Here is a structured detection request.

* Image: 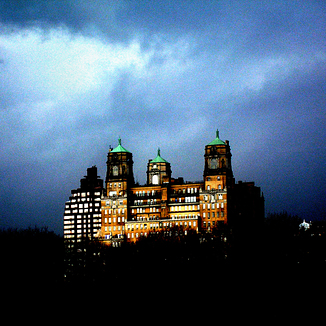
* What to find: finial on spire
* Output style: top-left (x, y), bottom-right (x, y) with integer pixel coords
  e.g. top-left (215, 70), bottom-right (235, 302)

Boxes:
top-left (118, 137), bottom-right (121, 145)
top-left (158, 147), bottom-right (161, 156)
top-left (216, 129), bottom-right (219, 138)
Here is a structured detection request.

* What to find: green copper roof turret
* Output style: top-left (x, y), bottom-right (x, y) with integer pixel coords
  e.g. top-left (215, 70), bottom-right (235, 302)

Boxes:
top-left (111, 137), bottom-right (131, 153)
top-left (207, 129), bottom-right (225, 146)
top-left (150, 148), bottom-right (169, 163)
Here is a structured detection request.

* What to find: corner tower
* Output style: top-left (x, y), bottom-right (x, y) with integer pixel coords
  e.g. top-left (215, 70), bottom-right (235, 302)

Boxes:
top-left (147, 148), bottom-right (171, 185)
top-left (106, 137), bottom-right (134, 196)
top-left (204, 129), bottom-right (233, 191)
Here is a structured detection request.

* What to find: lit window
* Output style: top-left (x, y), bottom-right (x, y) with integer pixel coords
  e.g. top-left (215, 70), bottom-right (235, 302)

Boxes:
top-left (152, 174), bottom-right (159, 185)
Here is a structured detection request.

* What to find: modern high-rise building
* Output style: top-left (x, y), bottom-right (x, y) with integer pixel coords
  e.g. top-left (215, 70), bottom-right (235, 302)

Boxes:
top-left (63, 166), bottom-right (103, 245)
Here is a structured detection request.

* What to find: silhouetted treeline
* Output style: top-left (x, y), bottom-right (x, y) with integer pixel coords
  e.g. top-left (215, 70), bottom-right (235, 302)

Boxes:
top-left (2, 212), bottom-right (326, 287)
top-left (0, 227), bottom-right (63, 287)
top-left (64, 213), bottom-right (326, 285)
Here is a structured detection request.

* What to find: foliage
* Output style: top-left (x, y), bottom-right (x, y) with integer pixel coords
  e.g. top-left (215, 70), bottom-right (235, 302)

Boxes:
top-left (2, 212), bottom-right (326, 287)
top-left (0, 226), bottom-right (63, 287)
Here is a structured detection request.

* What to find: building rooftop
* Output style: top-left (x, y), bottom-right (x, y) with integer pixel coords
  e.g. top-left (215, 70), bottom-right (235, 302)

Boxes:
top-left (150, 148), bottom-right (169, 163)
top-left (207, 129), bottom-right (225, 146)
top-left (111, 137), bottom-right (131, 153)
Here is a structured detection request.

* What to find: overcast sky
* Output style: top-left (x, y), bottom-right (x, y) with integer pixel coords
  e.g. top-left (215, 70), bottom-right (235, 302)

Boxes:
top-left (1, 0), bottom-right (325, 234)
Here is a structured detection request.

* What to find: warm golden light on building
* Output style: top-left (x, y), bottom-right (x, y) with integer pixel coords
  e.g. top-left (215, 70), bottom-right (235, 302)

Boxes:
top-left (97, 129), bottom-right (264, 246)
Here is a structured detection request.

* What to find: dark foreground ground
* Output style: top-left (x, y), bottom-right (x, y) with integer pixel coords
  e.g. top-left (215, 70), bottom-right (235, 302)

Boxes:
top-left (1, 214), bottom-right (326, 294)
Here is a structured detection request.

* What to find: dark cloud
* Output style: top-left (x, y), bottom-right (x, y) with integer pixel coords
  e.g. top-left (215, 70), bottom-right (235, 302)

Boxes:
top-left (0, 1), bottom-right (325, 234)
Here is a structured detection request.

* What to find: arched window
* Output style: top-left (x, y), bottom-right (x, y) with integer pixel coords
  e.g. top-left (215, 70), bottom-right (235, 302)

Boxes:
top-left (113, 166), bottom-right (118, 176)
top-left (152, 174), bottom-right (159, 185)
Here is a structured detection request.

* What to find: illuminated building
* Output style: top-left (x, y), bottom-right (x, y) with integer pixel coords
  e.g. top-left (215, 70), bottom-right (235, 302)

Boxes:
top-left (100, 130), bottom-right (264, 246)
top-left (63, 166), bottom-right (103, 246)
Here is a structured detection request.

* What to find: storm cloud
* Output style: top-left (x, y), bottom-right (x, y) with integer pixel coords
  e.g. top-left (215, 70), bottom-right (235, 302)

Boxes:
top-left (1, 1), bottom-right (325, 233)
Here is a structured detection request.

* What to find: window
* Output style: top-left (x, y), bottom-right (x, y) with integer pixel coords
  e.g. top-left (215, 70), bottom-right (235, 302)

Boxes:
top-left (152, 174), bottom-right (159, 185)
top-left (210, 158), bottom-right (218, 169)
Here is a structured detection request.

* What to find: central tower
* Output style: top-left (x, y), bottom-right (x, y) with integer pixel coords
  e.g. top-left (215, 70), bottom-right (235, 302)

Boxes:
top-left (147, 148), bottom-right (171, 185)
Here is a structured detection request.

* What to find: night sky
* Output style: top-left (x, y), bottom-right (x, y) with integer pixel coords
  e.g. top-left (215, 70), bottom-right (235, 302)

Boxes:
top-left (1, 1), bottom-right (325, 235)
